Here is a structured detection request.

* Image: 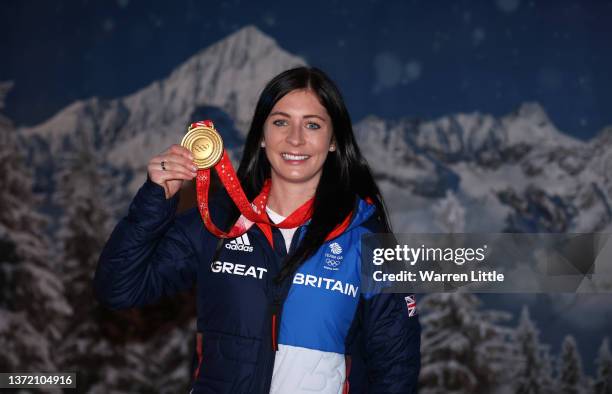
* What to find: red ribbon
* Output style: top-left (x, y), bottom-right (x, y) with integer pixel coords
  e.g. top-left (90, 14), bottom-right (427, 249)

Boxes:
top-left (192, 120), bottom-right (354, 247)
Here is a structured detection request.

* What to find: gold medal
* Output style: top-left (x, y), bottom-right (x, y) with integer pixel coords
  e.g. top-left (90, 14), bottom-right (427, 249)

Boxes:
top-left (181, 124), bottom-right (224, 169)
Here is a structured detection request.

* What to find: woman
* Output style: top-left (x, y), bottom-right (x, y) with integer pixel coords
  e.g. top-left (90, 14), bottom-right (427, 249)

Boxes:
top-left (95, 67), bottom-right (420, 393)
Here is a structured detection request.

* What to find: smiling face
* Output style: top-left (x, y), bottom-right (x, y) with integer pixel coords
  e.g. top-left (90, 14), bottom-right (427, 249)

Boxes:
top-left (262, 89), bottom-right (335, 190)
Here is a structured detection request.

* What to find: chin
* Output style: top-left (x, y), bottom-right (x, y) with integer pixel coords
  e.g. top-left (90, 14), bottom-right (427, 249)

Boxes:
top-left (276, 171), bottom-right (320, 185)
top-left (283, 175), bottom-right (316, 184)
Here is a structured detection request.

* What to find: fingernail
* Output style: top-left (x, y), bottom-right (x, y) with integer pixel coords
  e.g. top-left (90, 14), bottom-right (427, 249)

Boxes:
top-left (192, 166), bottom-right (198, 171)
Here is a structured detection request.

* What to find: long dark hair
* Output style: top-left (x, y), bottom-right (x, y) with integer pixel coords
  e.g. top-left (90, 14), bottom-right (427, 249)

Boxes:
top-left (231, 66), bottom-right (391, 282)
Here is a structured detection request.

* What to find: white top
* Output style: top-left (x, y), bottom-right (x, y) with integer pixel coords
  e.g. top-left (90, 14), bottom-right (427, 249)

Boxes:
top-left (266, 206), bottom-right (298, 253)
top-left (270, 344), bottom-right (345, 394)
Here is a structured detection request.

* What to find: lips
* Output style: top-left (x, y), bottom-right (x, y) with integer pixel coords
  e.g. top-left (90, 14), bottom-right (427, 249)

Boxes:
top-left (281, 153), bottom-right (310, 161)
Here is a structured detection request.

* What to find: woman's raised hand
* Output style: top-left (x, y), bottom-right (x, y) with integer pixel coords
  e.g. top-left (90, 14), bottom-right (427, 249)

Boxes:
top-left (147, 144), bottom-right (197, 199)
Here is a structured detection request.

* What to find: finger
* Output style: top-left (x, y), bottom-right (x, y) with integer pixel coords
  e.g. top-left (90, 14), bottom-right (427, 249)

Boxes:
top-left (151, 169), bottom-right (196, 182)
top-left (168, 144), bottom-right (194, 160)
top-left (158, 146), bottom-right (192, 163)
top-left (159, 155), bottom-right (198, 173)
top-left (155, 160), bottom-right (197, 176)
top-left (149, 155), bottom-right (163, 166)
top-left (148, 161), bottom-right (196, 179)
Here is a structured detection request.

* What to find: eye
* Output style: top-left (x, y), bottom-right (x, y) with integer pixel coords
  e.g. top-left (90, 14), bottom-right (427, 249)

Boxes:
top-left (272, 119), bottom-right (288, 127)
top-left (305, 122), bottom-right (321, 130)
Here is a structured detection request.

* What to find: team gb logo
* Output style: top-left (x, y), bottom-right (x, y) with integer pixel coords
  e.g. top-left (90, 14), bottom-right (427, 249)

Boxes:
top-left (325, 242), bottom-right (344, 271)
top-left (329, 242), bottom-right (343, 255)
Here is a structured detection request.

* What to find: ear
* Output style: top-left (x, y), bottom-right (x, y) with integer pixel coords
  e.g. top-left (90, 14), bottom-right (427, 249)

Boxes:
top-left (328, 134), bottom-right (337, 151)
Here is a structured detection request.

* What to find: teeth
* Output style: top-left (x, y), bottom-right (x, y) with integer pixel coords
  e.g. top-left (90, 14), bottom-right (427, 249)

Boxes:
top-left (282, 153), bottom-right (310, 161)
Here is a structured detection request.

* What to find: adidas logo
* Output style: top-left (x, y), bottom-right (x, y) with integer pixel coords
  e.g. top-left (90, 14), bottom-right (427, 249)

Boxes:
top-left (225, 233), bottom-right (254, 253)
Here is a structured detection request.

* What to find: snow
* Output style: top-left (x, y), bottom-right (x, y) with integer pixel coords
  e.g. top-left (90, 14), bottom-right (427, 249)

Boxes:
top-left (372, 52), bottom-right (404, 93)
top-left (419, 293), bottom-right (514, 392)
top-left (403, 60), bottom-right (422, 84)
top-left (473, 27), bottom-right (486, 46)
top-left (496, 0), bottom-right (521, 14)
top-left (432, 190), bottom-right (466, 233)
top-left (0, 106), bottom-right (72, 376)
top-left (594, 338), bottom-right (612, 392)
top-left (558, 335), bottom-right (587, 393)
top-left (0, 80), bottom-right (13, 109)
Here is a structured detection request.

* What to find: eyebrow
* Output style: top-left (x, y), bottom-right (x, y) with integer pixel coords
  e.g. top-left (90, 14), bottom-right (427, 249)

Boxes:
top-left (269, 111), bottom-right (327, 122)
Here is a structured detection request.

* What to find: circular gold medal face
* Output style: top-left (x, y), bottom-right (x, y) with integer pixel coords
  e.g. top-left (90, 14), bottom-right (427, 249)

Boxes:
top-left (181, 126), bottom-right (224, 169)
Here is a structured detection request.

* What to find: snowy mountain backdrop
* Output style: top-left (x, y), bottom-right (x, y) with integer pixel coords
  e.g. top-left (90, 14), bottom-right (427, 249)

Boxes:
top-left (4, 25), bottom-right (612, 393)
top-left (20, 26), bottom-right (612, 236)
top-left (20, 25), bottom-right (306, 197)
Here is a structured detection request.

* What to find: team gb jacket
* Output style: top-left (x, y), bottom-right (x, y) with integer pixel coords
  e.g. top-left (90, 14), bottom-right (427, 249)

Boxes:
top-left (94, 179), bottom-right (421, 393)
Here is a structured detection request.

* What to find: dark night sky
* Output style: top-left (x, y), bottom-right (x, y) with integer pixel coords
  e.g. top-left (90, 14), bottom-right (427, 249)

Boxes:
top-left (1, 0), bottom-right (611, 139)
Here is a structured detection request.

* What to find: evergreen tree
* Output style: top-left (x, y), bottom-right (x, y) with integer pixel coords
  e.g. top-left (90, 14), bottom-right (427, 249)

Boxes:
top-left (54, 145), bottom-right (117, 316)
top-left (87, 323), bottom-right (194, 394)
top-left (52, 144), bottom-right (122, 391)
top-left (513, 306), bottom-right (555, 394)
top-left (418, 292), bottom-right (513, 394)
top-left (594, 338), bottom-right (612, 394)
top-left (558, 335), bottom-right (585, 394)
top-left (0, 80), bottom-right (71, 376)
top-left (540, 346), bottom-right (557, 393)
top-left (53, 138), bottom-right (195, 392)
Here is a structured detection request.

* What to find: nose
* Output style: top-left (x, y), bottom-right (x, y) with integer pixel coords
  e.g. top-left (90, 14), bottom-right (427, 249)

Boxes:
top-left (285, 123), bottom-right (305, 146)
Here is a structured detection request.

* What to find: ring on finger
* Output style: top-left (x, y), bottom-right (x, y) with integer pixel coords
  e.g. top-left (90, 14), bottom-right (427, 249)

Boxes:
top-left (160, 161), bottom-right (167, 171)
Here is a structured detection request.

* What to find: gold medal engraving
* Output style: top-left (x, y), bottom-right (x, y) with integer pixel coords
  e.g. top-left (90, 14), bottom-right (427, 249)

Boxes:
top-left (181, 125), bottom-right (224, 169)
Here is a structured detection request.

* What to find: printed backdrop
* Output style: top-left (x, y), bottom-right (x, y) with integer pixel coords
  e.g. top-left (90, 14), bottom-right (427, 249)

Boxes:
top-left (1, 1), bottom-right (611, 393)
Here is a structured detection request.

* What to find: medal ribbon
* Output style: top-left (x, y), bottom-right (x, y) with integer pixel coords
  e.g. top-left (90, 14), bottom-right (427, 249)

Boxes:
top-left (191, 120), bottom-right (355, 247)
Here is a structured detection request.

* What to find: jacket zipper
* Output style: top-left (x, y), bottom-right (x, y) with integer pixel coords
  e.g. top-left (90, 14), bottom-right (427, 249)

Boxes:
top-left (258, 226), bottom-right (304, 393)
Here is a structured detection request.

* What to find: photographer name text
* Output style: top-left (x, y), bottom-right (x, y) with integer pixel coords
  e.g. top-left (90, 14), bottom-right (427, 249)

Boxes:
top-left (370, 244), bottom-right (505, 283)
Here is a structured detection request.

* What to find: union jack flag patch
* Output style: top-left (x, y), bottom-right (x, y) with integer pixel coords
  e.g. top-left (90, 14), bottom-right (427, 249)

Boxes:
top-left (404, 295), bottom-right (417, 317)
